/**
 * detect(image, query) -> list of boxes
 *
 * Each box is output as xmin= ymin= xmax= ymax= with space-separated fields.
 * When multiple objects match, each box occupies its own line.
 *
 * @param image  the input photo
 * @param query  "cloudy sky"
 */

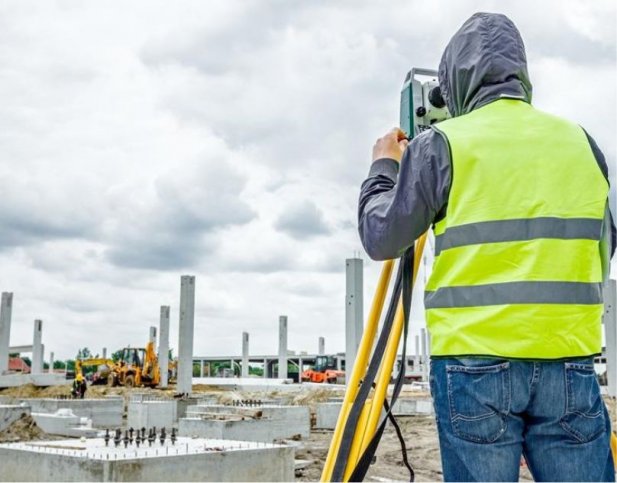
xmin=0 ymin=1 xmax=615 ymax=361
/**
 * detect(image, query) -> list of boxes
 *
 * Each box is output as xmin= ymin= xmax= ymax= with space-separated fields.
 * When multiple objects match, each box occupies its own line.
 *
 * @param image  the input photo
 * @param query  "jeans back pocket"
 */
xmin=446 ymin=361 xmax=511 ymax=444
xmin=559 ymin=362 xmax=605 ymax=443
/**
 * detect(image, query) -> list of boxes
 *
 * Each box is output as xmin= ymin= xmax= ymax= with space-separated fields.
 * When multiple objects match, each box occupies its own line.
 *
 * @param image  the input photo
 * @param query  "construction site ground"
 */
xmin=0 ymin=384 xmax=614 ymax=482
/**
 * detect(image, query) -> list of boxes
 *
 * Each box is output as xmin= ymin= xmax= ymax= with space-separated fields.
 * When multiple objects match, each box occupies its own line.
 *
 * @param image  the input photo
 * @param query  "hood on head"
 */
xmin=438 ymin=12 xmax=533 ymax=117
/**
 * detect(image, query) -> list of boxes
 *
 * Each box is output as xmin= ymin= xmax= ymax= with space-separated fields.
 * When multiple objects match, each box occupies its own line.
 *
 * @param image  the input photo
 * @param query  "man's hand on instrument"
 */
xmin=372 ymin=127 xmax=409 ymax=163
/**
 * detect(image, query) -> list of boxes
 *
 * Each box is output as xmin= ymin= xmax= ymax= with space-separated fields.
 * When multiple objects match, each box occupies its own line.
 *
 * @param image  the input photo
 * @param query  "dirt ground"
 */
xmin=295 ymin=414 xmax=535 ymax=482
xmin=0 ymin=414 xmax=58 ymax=443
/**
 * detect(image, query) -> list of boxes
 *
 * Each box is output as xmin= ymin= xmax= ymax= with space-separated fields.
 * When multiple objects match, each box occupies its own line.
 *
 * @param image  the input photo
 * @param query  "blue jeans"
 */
xmin=430 ymin=357 xmax=615 ymax=482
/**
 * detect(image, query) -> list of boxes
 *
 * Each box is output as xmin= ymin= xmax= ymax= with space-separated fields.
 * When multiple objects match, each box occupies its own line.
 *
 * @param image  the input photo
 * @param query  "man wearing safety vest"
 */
xmin=359 ymin=12 xmax=615 ymax=482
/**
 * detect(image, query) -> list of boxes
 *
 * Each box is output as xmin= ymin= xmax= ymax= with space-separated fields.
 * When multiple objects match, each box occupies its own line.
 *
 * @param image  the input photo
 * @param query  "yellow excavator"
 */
xmin=108 ymin=341 xmax=161 ymax=388
xmin=74 ymin=357 xmax=115 ymax=385
xmin=75 ymin=340 xmax=172 ymax=388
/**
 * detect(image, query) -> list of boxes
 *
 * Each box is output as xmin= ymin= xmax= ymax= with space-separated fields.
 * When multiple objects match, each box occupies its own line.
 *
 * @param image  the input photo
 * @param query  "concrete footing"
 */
xmin=177 ymin=396 xmax=201 ymax=419
xmin=16 ymin=398 xmax=123 ymax=428
xmin=391 ymin=398 xmax=434 ymax=416
xmin=0 ymin=405 xmax=30 ymax=432
xmin=180 ymin=404 xmax=310 ymax=442
xmin=128 ymin=400 xmax=177 ymax=429
xmin=0 ymin=437 xmax=294 ymax=481
xmin=190 ymin=377 xmax=294 ymax=391
xmin=313 ymin=402 xmax=342 ymax=430
xmin=32 ymin=409 xmax=98 ymax=438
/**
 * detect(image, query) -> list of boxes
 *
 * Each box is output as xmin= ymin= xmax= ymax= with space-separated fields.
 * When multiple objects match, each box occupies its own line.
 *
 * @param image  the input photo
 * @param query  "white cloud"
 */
xmin=0 ymin=0 xmax=614 ymax=360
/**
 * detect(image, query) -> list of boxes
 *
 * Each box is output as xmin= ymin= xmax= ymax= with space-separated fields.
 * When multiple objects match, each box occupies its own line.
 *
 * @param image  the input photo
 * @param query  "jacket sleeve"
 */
xmin=357 ymin=129 xmax=451 ymax=260
xmin=583 ymin=129 xmax=616 ymax=267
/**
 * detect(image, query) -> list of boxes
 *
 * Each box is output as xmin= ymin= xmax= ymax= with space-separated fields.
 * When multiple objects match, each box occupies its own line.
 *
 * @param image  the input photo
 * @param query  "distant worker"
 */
xmin=359 ymin=12 xmax=615 ymax=482
xmin=72 ymin=374 xmax=87 ymax=399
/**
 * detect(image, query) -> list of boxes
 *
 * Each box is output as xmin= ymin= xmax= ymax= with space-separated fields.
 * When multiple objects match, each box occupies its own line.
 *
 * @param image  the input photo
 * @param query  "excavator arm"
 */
xmin=75 ymin=358 xmax=115 ymax=379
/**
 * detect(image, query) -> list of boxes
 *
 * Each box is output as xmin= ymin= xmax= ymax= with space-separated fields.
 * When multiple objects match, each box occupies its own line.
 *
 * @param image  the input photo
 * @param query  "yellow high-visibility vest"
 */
xmin=427 ymin=99 xmax=608 ymax=359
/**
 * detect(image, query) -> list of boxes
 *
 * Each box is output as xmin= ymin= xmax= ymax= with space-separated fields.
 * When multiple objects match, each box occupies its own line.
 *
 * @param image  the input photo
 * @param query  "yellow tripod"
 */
xmin=321 ymin=233 xmax=427 ymax=481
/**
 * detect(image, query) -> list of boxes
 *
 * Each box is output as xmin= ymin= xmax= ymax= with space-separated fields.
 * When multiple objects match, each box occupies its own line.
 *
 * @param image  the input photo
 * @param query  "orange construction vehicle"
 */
xmin=302 ymin=355 xmax=345 ymax=384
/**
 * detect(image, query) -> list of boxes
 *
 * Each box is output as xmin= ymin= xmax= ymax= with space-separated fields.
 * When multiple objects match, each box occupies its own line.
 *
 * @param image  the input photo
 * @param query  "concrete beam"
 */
xmin=278 ymin=316 xmax=288 ymax=379
xmin=178 ymin=275 xmax=196 ymax=394
xmin=0 ymin=293 xmax=13 ymax=374
xmin=604 ymin=280 xmax=616 ymax=397
xmin=345 ymin=258 xmax=363 ymax=383
xmin=318 ymin=336 xmax=325 ymax=356
xmin=8 ymin=345 xmax=33 ymax=353
xmin=159 ymin=305 xmax=170 ymax=389
xmin=31 ymin=320 xmax=43 ymax=375
xmin=242 ymin=332 xmax=249 ymax=378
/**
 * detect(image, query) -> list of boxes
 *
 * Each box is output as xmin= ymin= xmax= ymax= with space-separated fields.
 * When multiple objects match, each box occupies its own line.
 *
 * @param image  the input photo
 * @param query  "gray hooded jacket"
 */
xmin=358 ymin=12 xmax=614 ymax=265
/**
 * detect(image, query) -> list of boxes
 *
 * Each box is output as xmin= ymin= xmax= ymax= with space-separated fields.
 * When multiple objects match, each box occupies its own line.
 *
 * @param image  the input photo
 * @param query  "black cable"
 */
xmin=347 ymin=247 xmax=415 ymax=482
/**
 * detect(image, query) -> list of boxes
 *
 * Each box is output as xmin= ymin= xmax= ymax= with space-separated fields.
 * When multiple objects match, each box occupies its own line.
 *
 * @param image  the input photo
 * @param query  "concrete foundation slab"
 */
xmin=32 ymin=409 xmax=98 ymax=438
xmin=128 ymin=401 xmax=177 ymax=430
xmin=314 ymin=402 xmax=342 ymax=430
xmin=0 ymin=405 xmax=30 ymax=432
xmin=0 ymin=436 xmax=294 ymax=482
xmin=188 ymin=403 xmax=309 ymax=425
xmin=18 ymin=398 xmax=123 ymax=428
xmin=191 ymin=377 xmax=294 ymax=391
xmin=180 ymin=404 xmax=310 ymax=442
xmin=179 ymin=415 xmax=308 ymax=443
xmin=391 ymin=398 xmax=434 ymax=416
xmin=176 ymin=396 xmax=201 ymax=419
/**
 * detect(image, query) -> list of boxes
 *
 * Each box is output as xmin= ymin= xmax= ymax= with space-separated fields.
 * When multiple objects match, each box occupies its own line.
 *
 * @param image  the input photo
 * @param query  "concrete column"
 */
xmin=31 ymin=320 xmax=43 ymax=374
xmin=414 ymin=335 xmax=420 ymax=374
xmin=263 ymin=359 xmax=268 ymax=378
xmin=49 ymin=352 xmax=54 ymax=373
xmin=345 ymin=258 xmax=363 ymax=383
xmin=199 ymin=360 xmax=204 ymax=378
xmin=102 ymin=347 xmax=107 ymax=359
xmin=242 ymin=332 xmax=249 ymax=378
xmin=318 ymin=337 xmax=325 ymax=355
xmin=0 ymin=293 xmax=13 ymax=375
xmin=278 ymin=316 xmax=288 ymax=379
xmin=177 ymin=275 xmax=196 ymax=394
xmin=420 ymin=328 xmax=428 ymax=382
xmin=159 ymin=305 xmax=170 ymax=388
xmin=149 ymin=326 xmax=157 ymax=348
xmin=604 ymin=280 xmax=616 ymax=397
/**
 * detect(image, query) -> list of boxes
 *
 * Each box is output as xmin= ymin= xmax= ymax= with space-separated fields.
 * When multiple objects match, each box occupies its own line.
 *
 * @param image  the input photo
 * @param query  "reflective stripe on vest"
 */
xmin=426 ymin=99 xmax=608 ymax=359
